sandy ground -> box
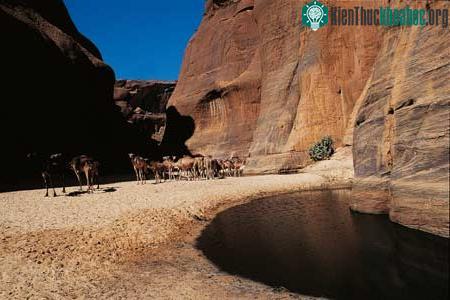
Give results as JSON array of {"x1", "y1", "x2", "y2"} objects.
[{"x1": 0, "y1": 151, "x2": 353, "y2": 299}]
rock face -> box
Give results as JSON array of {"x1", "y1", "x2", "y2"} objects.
[
  {"x1": 114, "y1": 80, "x2": 176, "y2": 142},
  {"x1": 168, "y1": 0, "x2": 384, "y2": 172},
  {"x1": 114, "y1": 80, "x2": 175, "y2": 115},
  {"x1": 0, "y1": 0, "x2": 152, "y2": 186},
  {"x1": 350, "y1": 1, "x2": 450, "y2": 238},
  {"x1": 169, "y1": 0, "x2": 449, "y2": 236}
]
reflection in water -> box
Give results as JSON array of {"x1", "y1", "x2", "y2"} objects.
[{"x1": 196, "y1": 189, "x2": 448, "y2": 299}]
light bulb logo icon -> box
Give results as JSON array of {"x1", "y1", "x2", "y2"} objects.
[{"x1": 302, "y1": 1, "x2": 328, "y2": 31}]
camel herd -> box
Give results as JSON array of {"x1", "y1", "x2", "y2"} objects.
[
  {"x1": 28, "y1": 152, "x2": 246, "y2": 197},
  {"x1": 28, "y1": 153, "x2": 100, "y2": 197},
  {"x1": 129, "y1": 154, "x2": 246, "y2": 184}
]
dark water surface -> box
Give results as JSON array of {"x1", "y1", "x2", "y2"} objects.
[{"x1": 196, "y1": 189, "x2": 448, "y2": 299}]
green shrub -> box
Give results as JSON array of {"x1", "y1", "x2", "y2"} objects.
[{"x1": 309, "y1": 136, "x2": 334, "y2": 161}]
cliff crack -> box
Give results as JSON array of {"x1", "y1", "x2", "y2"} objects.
[{"x1": 234, "y1": 6, "x2": 254, "y2": 17}]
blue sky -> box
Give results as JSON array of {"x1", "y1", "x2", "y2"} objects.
[{"x1": 64, "y1": 0, "x2": 205, "y2": 80}]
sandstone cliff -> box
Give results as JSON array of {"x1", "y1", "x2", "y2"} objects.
[
  {"x1": 168, "y1": 0, "x2": 384, "y2": 172},
  {"x1": 0, "y1": 0, "x2": 152, "y2": 186},
  {"x1": 169, "y1": 0, "x2": 449, "y2": 236},
  {"x1": 351, "y1": 1, "x2": 450, "y2": 238}
]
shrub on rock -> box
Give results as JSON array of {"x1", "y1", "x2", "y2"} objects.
[{"x1": 309, "y1": 136, "x2": 334, "y2": 161}]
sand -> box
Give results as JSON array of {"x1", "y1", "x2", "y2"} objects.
[{"x1": 0, "y1": 154, "x2": 352, "y2": 299}]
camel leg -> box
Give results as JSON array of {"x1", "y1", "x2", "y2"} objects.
[
  {"x1": 62, "y1": 173, "x2": 66, "y2": 193},
  {"x1": 73, "y1": 170, "x2": 82, "y2": 191},
  {"x1": 85, "y1": 170, "x2": 91, "y2": 193},
  {"x1": 92, "y1": 173, "x2": 98, "y2": 190},
  {"x1": 42, "y1": 173, "x2": 49, "y2": 197},
  {"x1": 140, "y1": 169, "x2": 144, "y2": 184},
  {"x1": 96, "y1": 174, "x2": 100, "y2": 189},
  {"x1": 134, "y1": 167, "x2": 140, "y2": 185},
  {"x1": 49, "y1": 175, "x2": 57, "y2": 197}
]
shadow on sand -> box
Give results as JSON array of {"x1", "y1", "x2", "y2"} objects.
[{"x1": 66, "y1": 187, "x2": 118, "y2": 197}]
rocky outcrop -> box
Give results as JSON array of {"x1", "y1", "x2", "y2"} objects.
[
  {"x1": 114, "y1": 80, "x2": 175, "y2": 142},
  {"x1": 169, "y1": 0, "x2": 449, "y2": 236},
  {"x1": 351, "y1": 1, "x2": 450, "y2": 238},
  {"x1": 0, "y1": 0, "x2": 152, "y2": 186},
  {"x1": 168, "y1": 0, "x2": 384, "y2": 171},
  {"x1": 114, "y1": 80, "x2": 175, "y2": 115}
]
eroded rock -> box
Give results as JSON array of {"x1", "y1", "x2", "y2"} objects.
[{"x1": 169, "y1": 0, "x2": 449, "y2": 236}]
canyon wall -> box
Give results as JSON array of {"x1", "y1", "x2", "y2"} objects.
[
  {"x1": 114, "y1": 80, "x2": 176, "y2": 142},
  {"x1": 169, "y1": 0, "x2": 449, "y2": 236},
  {"x1": 0, "y1": 0, "x2": 152, "y2": 187},
  {"x1": 351, "y1": 1, "x2": 450, "y2": 237},
  {"x1": 168, "y1": 0, "x2": 384, "y2": 173},
  {"x1": 114, "y1": 80, "x2": 175, "y2": 115}
]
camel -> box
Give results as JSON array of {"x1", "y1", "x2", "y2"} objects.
[
  {"x1": 70, "y1": 155, "x2": 100, "y2": 192},
  {"x1": 83, "y1": 159, "x2": 100, "y2": 192},
  {"x1": 28, "y1": 152, "x2": 66, "y2": 197},
  {"x1": 211, "y1": 159, "x2": 223, "y2": 178},
  {"x1": 128, "y1": 153, "x2": 148, "y2": 184},
  {"x1": 203, "y1": 156, "x2": 214, "y2": 180},
  {"x1": 162, "y1": 156, "x2": 177, "y2": 181},
  {"x1": 176, "y1": 156, "x2": 196, "y2": 180},
  {"x1": 221, "y1": 159, "x2": 234, "y2": 177},
  {"x1": 193, "y1": 156, "x2": 205, "y2": 180},
  {"x1": 232, "y1": 157, "x2": 246, "y2": 177},
  {"x1": 147, "y1": 161, "x2": 164, "y2": 184}
]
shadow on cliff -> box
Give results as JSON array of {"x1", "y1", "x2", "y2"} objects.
[
  {"x1": 159, "y1": 106, "x2": 195, "y2": 157},
  {"x1": 0, "y1": 1, "x2": 161, "y2": 192}
]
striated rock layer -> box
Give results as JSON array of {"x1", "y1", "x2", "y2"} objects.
[
  {"x1": 351, "y1": 1, "x2": 450, "y2": 238},
  {"x1": 168, "y1": 0, "x2": 384, "y2": 172},
  {"x1": 169, "y1": 0, "x2": 449, "y2": 236}
]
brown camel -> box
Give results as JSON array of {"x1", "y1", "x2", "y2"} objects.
[
  {"x1": 70, "y1": 155, "x2": 100, "y2": 192},
  {"x1": 193, "y1": 156, "x2": 205, "y2": 180},
  {"x1": 232, "y1": 157, "x2": 246, "y2": 177},
  {"x1": 147, "y1": 161, "x2": 164, "y2": 184},
  {"x1": 176, "y1": 156, "x2": 196, "y2": 180},
  {"x1": 203, "y1": 156, "x2": 214, "y2": 180},
  {"x1": 28, "y1": 152, "x2": 66, "y2": 197},
  {"x1": 162, "y1": 156, "x2": 177, "y2": 181},
  {"x1": 128, "y1": 153, "x2": 148, "y2": 184}
]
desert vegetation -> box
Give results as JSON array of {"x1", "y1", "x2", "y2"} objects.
[{"x1": 309, "y1": 136, "x2": 335, "y2": 162}]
